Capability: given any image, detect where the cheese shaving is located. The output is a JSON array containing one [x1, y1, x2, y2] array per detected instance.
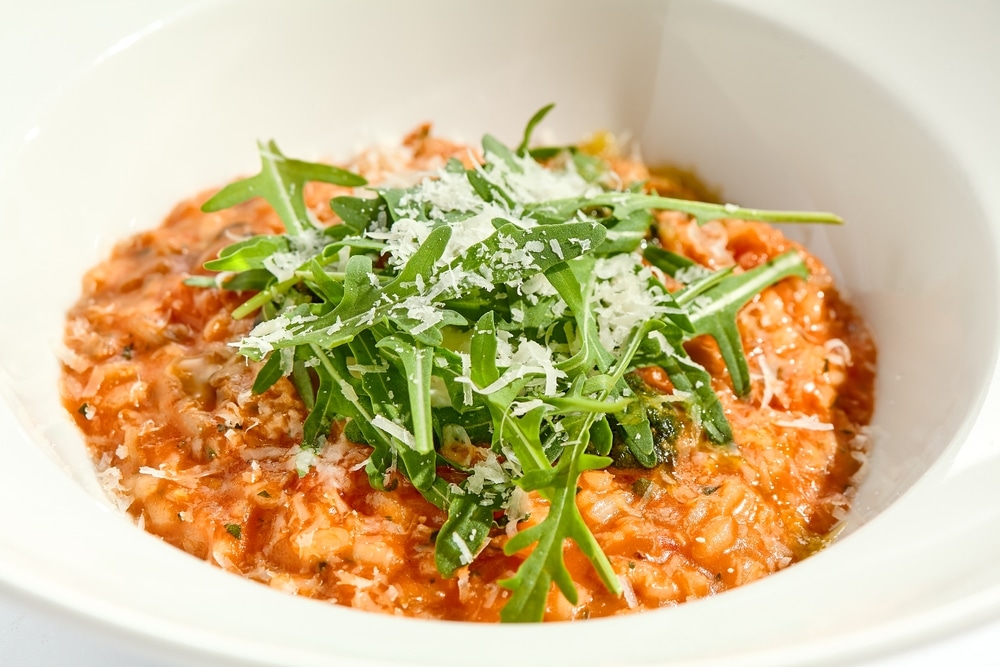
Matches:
[[774, 415, 834, 431]]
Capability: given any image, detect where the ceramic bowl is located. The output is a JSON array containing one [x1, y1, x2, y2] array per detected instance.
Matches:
[[1, 1, 998, 665]]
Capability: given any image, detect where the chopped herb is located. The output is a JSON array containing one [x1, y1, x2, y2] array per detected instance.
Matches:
[[196, 106, 840, 622], [122, 343, 134, 360], [225, 523, 242, 539], [77, 403, 90, 416], [701, 484, 721, 495], [257, 490, 271, 498], [632, 478, 652, 497]]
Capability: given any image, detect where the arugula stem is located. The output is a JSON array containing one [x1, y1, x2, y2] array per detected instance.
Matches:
[[196, 108, 840, 622]]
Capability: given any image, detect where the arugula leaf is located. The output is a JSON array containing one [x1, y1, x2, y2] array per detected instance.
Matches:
[[329, 195, 386, 231], [435, 492, 499, 578], [499, 321, 663, 622], [609, 381, 657, 465], [516, 103, 555, 155], [203, 140, 366, 236], [482, 134, 520, 171], [684, 250, 808, 396], [194, 107, 841, 623], [377, 336, 435, 456], [463, 221, 606, 285], [529, 191, 844, 227], [251, 352, 284, 395], [204, 235, 289, 272], [236, 225, 452, 357], [348, 330, 436, 492], [660, 352, 732, 443], [544, 258, 615, 374]]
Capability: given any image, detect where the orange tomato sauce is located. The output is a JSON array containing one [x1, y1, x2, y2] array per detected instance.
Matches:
[[60, 127, 876, 621]]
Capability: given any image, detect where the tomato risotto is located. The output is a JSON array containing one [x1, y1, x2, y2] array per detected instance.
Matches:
[[60, 115, 875, 622]]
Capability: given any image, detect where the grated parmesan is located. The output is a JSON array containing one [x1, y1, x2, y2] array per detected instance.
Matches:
[[774, 415, 834, 431]]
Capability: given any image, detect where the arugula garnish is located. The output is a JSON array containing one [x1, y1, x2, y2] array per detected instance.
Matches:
[[202, 140, 365, 236], [193, 107, 840, 622]]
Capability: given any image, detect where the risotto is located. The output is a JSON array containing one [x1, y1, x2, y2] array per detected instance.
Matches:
[[60, 115, 875, 622]]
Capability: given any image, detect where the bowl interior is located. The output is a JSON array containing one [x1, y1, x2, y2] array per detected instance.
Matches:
[[0, 1, 996, 665]]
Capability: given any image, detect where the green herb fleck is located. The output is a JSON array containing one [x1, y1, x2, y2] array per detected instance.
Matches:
[[225, 523, 242, 539], [632, 478, 652, 497]]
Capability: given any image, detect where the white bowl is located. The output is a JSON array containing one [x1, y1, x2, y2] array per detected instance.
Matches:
[[1, 1, 999, 665]]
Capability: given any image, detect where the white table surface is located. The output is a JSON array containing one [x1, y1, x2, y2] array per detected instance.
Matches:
[[1, 0, 998, 664]]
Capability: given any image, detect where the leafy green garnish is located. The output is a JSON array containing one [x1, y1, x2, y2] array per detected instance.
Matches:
[[202, 140, 366, 236], [195, 107, 840, 622]]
